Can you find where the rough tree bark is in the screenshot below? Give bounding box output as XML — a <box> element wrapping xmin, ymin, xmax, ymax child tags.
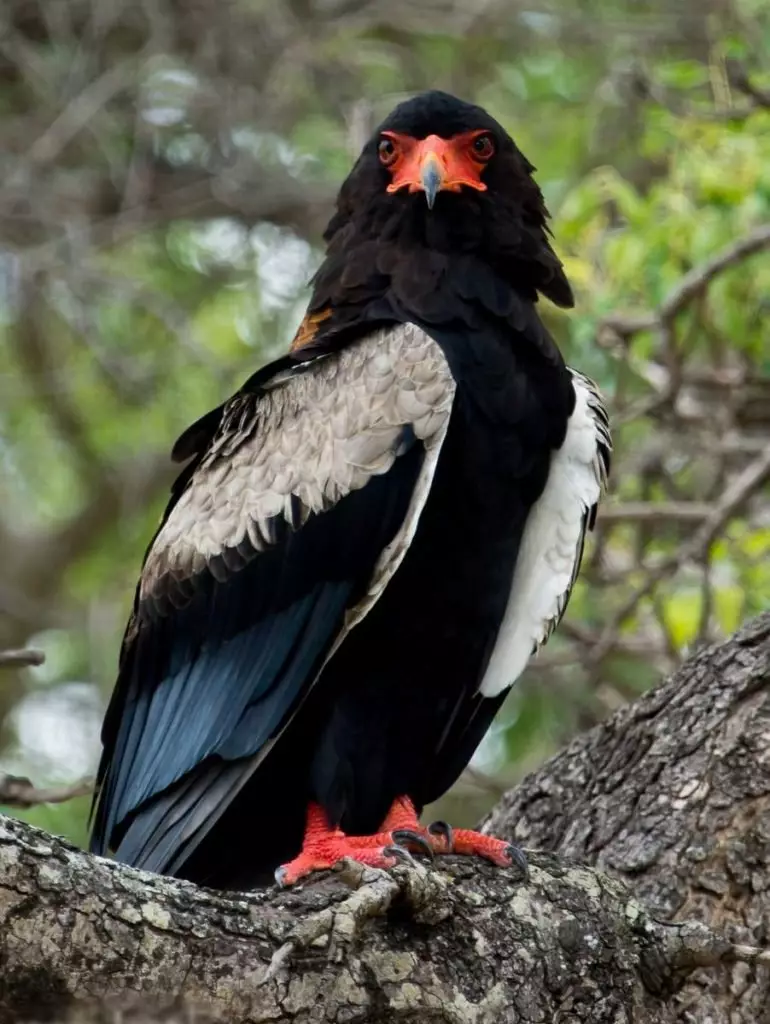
<box><xmin>1</xmin><ymin>614</ymin><xmax>769</xmax><ymax>1024</ymax></box>
<box><xmin>486</xmin><ymin>610</ymin><xmax>770</xmax><ymax>1022</ymax></box>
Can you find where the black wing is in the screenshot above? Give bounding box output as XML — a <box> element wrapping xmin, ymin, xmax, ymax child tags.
<box><xmin>90</xmin><ymin>323</ymin><xmax>455</xmax><ymax>874</ymax></box>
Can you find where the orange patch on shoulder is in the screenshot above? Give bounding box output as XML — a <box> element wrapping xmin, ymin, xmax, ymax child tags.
<box><xmin>290</xmin><ymin>307</ymin><xmax>333</xmax><ymax>351</ymax></box>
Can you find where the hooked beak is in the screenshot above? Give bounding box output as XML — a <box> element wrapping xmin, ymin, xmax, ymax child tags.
<box><xmin>420</xmin><ymin>153</ymin><xmax>444</xmax><ymax>210</ymax></box>
<box><xmin>384</xmin><ymin>132</ymin><xmax>488</xmax><ymax>205</ymax></box>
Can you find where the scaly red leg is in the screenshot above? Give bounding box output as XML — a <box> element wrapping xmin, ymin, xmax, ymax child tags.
<box><xmin>380</xmin><ymin>795</ymin><xmax>422</xmax><ymax>832</ymax></box>
<box><xmin>276</xmin><ymin>799</ymin><xmax>439</xmax><ymax>886</ymax></box>
<box><xmin>275</xmin><ymin>798</ymin><xmax>527</xmax><ymax>886</ymax></box>
<box><xmin>275</xmin><ymin>804</ymin><xmax>410</xmax><ymax>886</ymax></box>
<box><xmin>427</xmin><ymin>820</ymin><xmax>526</xmax><ymax>870</ymax></box>
<box><xmin>345</xmin><ymin>796</ymin><xmax>433</xmax><ymax>856</ymax></box>
<box><xmin>352</xmin><ymin>796</ymin><xmax>524</xmax><ymax>870</ymax></box>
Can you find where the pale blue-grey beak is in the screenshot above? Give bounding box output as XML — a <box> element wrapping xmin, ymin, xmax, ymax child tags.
<box><xmin>420</xmin><ymin>155</ymin><xmax>444</xmax><ymax>210</ymax></box>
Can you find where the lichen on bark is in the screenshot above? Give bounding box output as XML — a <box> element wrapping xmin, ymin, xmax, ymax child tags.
<box><xmin>1</xmin><ymin>614</ymin><xmax>769</xmax><ymax>1023</ymax></box>
<box><xmin>487</xmin><ymin>612</ymin><xmax>770</xmax><ymax>1022</ymax></box>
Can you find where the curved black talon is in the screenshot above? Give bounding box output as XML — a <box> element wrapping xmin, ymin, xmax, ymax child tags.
<box><xmin>391</xmin><ymin>829</ymin><xmax>435</xmax><ymax>860</ymax></box>
<box><xmin>427</xmin><ymin>820</ymin><xmax>454</xmax><ymax>853</ymax></box>
<box><xmin>506</xmin><ymin>844</ymin><xmax>530</xmax><ymax>879</ymax></box>
<box><xmin>383</xmin><ymin>843</ymin><xmax>417</xmax><ymax>866</ymax></box>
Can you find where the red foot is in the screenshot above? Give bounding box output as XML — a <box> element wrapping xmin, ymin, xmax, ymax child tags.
<box><xmin>428</xmin><ymin>823</ymin><xmax>520</xmax><ymax>868</ymax></box>
<box><xmin>276</xmin><ymin>838</ymin><xmax>402</xmax><ymax>886</ymax></box>
<box><xmin>275</xmin><ymin>804</ymin><xmax>409</xmax><ymax>886</ymax></box>
<box><xmin>342</xmin><ymin>796</ymin><xmax>434</xmax><ymax>857</ymax></box>
<box><xmin>275</xmin><ymin>799</ymin><xmax>527</xmax><ymax>887</ymax></box>
<box><xmin>372</xmin><ymin>798</ymin><xmax>523</xmax><ymax>870</ymax></box>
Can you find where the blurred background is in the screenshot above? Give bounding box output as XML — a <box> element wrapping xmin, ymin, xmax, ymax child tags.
<box><xmin>0</xmin><ymin>0</ymin><xmax>768</xmax><ymax>846</ymax></box>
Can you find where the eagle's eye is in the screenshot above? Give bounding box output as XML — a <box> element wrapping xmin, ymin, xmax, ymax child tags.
<box><xmin>471</xmin><ymin>133</ymin><xmax>495</xmax><ymax>162</ymax></box>
<box><xmin>378</xmin><ymin>137</ymin><xmax>399</xmax><ymax>167</ymax></box>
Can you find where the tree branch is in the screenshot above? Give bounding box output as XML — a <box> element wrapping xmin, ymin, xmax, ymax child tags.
<box><xmin>601</xmin><ymin>222</ymin><xmax>770</xmax><ymax>339</ymax></box>
<box><xmin>10</xmin><ymin>269</ymin><xmax>104</xmax><ymax>483</ymax></box>
<box><xmin>0</xmin><ymin>774</ymin><xmax>92</xmax><ymax>810</ymax></box>
<box><xmin>588</xmin><ymin>444</ymin><xmax>770</xmax><ymax>663</ymax></box>
<box><xmin>599</xmin><ymin>501</ymin><xmax>714</xmax><ymax>524</ymax></box>
<box><xmin>3</xmin><ymin>452</ymin><xmax>173</xmax><ymax>633</ymax></box>
<box><xmin>0</xmin><ymin>813</ymin><xmax>754</xmax><ymax>1022</ymax></box>
<box><xmin>2</xmin><ymin>616</ymin><xmax>770</xmax><ymax>1022</ymax></box>
<box><xmin>0</xmin><ymin>649</ymin><xmax>45</xmax><ymax>669</ymax></box>
<box><xmin>487</xmin><ymin>611</ymin><xmax>770</xmax><ymax>1023</ymax></box>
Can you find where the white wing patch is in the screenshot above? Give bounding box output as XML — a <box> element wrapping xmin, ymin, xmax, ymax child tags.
<box><xmin>141</xmin><ymin>323</ymin><xmax>455</xmax><ymax>603</ymax></box>
<box><xmin>479</xmin><ymin>370</ymin><xmax>611</xmax><ymax>697</ymax></box>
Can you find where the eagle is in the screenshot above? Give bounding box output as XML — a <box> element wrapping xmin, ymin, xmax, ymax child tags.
<box><xmin>90</xmin><ymin>91</ymin><xmax>611</xmax><ymax>888</ymax></box>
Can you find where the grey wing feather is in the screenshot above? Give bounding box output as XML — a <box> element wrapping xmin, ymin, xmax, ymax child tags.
<box><xmin>142</xmin><ymin>322</ymin><xmax>456</xmax><ymax>606</ymax></box>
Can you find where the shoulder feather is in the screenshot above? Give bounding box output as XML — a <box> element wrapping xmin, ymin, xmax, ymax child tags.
<box><xmin>141</xmin><ymin>324</ymin><xmax>455</xmax><ymax>606</ymax></box>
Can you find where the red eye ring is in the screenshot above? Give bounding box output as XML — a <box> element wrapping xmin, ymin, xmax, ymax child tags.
<box><xmin>471</xmin><ymin>133</ymin><xmax>495</xmax><ymax>162</ymax></box>
<box><xmin>378</xmin><ymin>136</ymin><xmax>398</xmax><ymax>166</ymax></box>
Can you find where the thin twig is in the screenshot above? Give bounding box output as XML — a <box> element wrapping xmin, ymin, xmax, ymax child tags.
<box><xmin>0</xmin><ymin>648</ymin><xmax>45</xmax><ymax>669</ymax></box>
<box><xmin>599</xmin><ymin>502</ymin><xmax>714</xmax><ymax>524</ymax></box>
<box><xmin>659</xmin><ymin>224</ymin><xmax>770</xmax><ymax>323</ymax></box>
<box><xmin>20</xmin><ymin>58</ymin><xmax>140</xmax><ymax>170</ymax></box>
<box><xmin>0</xmin><ymin>773</ymin><xmax>93</xmax><ymax>809</ymax></box>
<box><xmin>589</xmin><ymin>444</ymin><xmax>770</xmax><ymax>664</ymax></box>
<box><xmin>601</xmin><ymin>223</ymin><xmax>770</xmax><ymax>338</ymax></box>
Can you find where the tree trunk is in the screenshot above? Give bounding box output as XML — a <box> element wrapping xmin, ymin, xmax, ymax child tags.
<box><xmin>1</xmin><ymin>614</ymin><xmax>769</xmax><ymax>1024</ymax></box>
<box><xmin>485</xmin><ymin>611</ymin><xmax>770</xmax><ymax>1023</ymax></box>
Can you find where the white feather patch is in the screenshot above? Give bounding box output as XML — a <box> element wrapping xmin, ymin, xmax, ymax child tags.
<box><xmin>479</xmin><ymin>370</ymin><xmax>611</xmax><ymax>697</ymax></box>
<box><xmin>141</xmin><ymin>323</ymin><xmax>455</xmax><ymax>601</ymax></box>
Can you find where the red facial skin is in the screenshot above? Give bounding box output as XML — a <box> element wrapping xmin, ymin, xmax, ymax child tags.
<box><xmin>379</xmin><ymin>129</ymin><xmax>494</xmax><ymax>198</ymax></box>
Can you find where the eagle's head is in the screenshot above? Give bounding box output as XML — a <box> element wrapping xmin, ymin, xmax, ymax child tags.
<box><xmin>293</xmin><ymin>91</ymin><xmax>572</xmax><ymax>354</ymax></box>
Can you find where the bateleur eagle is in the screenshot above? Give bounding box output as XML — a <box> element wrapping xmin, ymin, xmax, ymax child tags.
<box><xmin>91</xmin><ymin>90</ymin><xmax>611</xmax><ymax>888</ymax></box>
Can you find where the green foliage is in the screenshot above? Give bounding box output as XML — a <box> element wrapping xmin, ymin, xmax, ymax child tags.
<box><xmin>2</xmin><ymin>0</ymin><xmax>769</xmax><ymax>842</ymax></box>
<box><xmin>11</xmin><ymin>797</ymin><xmax>92</xmax><ymax>851</ymax></box>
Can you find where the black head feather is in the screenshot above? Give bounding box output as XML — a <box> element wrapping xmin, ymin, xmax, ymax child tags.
<box><xmin>295</xmin><ymin>91</ymin><xmax>573</xmax><ymax>358</ymax></box>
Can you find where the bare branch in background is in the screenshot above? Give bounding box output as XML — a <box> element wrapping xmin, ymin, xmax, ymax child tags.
<box><xmin>11</xmin><ymin>452</ymin><xmax>174</xmax><ymax>612</ymax></box>
<box><xmin>0</xmin><ymin>648</ymin><xmax>45</xmax><ymax>669</ymax></box>
<box><xmin>601</xmin><ymin>223</ymin><xmax>770</xmax><ymax>342</ymax></box>
<box><xmin>555</xmin><ymin>218</ymin><xmax>770</xmax><ymax>685</ymax></box>
<box><xmin>9</xmin><ymin>269</ymin><xmax>104</xmax><ymax>483</ymax></box>
<box><xmin>0</xmin><ymin>773</ymin><xmax>93</xmax><ymax>809</ymax></box>
<box><xmin>726</xmin><ymin>59</ymin><xmax>770</xmax><ymax>112</ymax></box>
<box><xmin>590</xmin><ymin>444</ymin><xmax>770</xmax><ymax>665</ymax></box>
<box><xmin>11</xmin><ymin>57</ymin><xmax>142</xmax><ymax>174</ymax></box>
<box><xmin>632</xmin><ymin>57</ymin><xmax>770</xmax><ymax>123</ymax></box>
<box><xmin>599</xmin><ymin>501</ymin><xmax>713</xmax><ymax>524</ymax></box>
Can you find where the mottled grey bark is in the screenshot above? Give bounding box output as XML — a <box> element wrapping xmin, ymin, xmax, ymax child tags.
<box><xmin>487</xmin><ymin>611</ymin><xmax>770</xmax><ymax>1022</ymax></box>
<box><xmin>1</xmin><ymin>614</ymin><xmax>769</xmax><ymax>1023</ymax></box>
